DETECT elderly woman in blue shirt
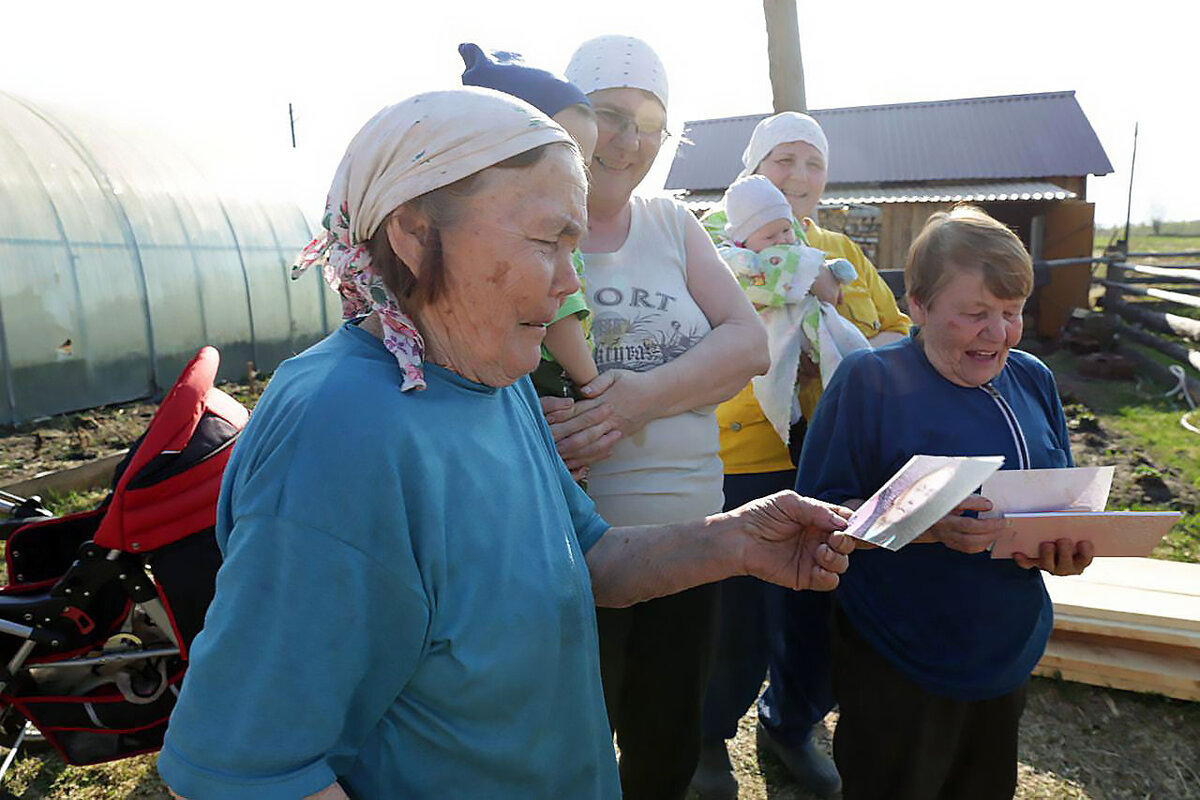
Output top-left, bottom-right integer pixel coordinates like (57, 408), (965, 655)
(156, 89), (855, 800)
(796, 206), (1094, 800)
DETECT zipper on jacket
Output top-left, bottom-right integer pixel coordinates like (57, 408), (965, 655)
(980, 382), (1030, 470)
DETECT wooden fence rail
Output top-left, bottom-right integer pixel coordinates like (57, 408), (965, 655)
(1100, 280), (1200, 309)
(1127, 264), (1200, 282)
(1111, 301), (1200, 343)
(1099, 249), (1200, 395)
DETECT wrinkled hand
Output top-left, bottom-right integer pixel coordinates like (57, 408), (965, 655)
(733, 491), (854, 591)
(540, 396), (621, 479)
(579, 368), (659, 438)
(924, 495), (1007, 554)
(1013, 539), (1095, 575)
(809, 266), (844, 306)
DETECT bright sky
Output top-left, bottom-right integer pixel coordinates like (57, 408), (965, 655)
(5, 0), (1197, 226)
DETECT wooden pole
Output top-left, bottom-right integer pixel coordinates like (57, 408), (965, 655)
(1113, 301), (1200, 343)
(1123, 122), (1138, 247)
(763, 0), (806, 112)
(1104, 251), (1127, 320)
(0, 450), (128, 499)
(1101, 280), (1200, 310)
(1128, 264), (1200, 283)
(1116, 320), (1200, 374)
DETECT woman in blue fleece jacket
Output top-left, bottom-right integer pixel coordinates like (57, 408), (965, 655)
(796, 206), (1095, 800)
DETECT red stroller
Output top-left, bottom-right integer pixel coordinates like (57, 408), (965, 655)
(0, 347), (248, 771)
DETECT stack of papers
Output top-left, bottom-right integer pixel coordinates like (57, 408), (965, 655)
(981, 466), (1179, 559)
(842, 459), (1180, 558)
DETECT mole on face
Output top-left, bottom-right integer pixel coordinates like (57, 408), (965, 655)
(487, 259), (513, 285)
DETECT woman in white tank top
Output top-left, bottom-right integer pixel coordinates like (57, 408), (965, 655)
(547, 36), (769, 800)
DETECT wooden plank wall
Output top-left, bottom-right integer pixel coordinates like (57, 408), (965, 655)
(1037, 200), (1096, 337)
(873, 179), (1088, 274)
(877, 203), (952, 270)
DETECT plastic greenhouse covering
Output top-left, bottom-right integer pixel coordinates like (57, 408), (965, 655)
(0, 91), (339, 425)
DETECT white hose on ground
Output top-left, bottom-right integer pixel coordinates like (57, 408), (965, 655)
(1164, 365), (1200, 434)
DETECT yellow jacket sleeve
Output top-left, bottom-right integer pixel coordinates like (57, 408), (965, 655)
(796, 220), (912, 422)
(804, 220), (912, 339)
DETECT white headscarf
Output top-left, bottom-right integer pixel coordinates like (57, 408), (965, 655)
(738, 111), (829, 179)
(291, 88), (573, 391)
(565, 35), (668, 110)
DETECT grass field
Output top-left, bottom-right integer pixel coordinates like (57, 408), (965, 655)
(1096, 234), (1200, 255)
(1094, 221), (1200, 256)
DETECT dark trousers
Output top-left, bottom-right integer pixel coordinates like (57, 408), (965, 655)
(701, 469), (837, 746)
(757, 586), (836, 745)
(831, 604), (1027, 800)
(598, 583), (719, 800)
(701, 573), (770, 743)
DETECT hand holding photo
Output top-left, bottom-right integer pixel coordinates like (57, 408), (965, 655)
(843, 455), (1005, 551)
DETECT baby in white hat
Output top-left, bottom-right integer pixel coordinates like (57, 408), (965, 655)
(718, 175), (870, 441)
(722, 175), (855, 307)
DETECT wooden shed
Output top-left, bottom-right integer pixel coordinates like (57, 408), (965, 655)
(664, 91), (1114, 338)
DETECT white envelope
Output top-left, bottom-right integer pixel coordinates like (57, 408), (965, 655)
(979, 466), (1114, 518)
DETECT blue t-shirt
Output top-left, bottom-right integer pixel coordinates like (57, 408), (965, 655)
(159, 322), (620, 799)
(797, 335), (1072, 700)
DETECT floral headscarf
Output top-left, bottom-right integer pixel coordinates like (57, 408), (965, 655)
(291, 87), (573, 391)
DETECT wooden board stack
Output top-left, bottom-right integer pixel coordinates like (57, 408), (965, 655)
(1035, 557), (1200, 701)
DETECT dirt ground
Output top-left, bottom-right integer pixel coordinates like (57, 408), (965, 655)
(1051, 365), (1200, 563)
(1055, 372), (1200, 519)
(0, 400), (153, 487)
(0, 380), (264, 489)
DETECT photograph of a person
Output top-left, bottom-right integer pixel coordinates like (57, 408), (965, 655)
(843, 455), (1003, 550)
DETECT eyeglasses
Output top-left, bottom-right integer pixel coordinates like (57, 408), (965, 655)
(594, 107), (670, 144)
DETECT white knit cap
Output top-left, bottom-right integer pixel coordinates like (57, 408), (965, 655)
(739, 111), (829, 179)
(724, 175), (794, 245)
(565, 35), (668, 110)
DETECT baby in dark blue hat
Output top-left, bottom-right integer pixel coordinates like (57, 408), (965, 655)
(460, 42), (599, 403)
(460, 43), (597, 165)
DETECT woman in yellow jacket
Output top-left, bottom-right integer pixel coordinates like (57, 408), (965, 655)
(692, 113), (910, 800)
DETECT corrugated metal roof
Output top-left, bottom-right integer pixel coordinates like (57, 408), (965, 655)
(674, 180), (1074, 212)
(827, 180), (1077, 205)
(673, 191), (849, 212)
(664, 91), (1113, 192)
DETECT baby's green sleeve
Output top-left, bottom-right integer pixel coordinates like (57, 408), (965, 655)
(551, 249), (590, 325)
(701, 209), (729, 245)
(552, 290), (589, 325)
